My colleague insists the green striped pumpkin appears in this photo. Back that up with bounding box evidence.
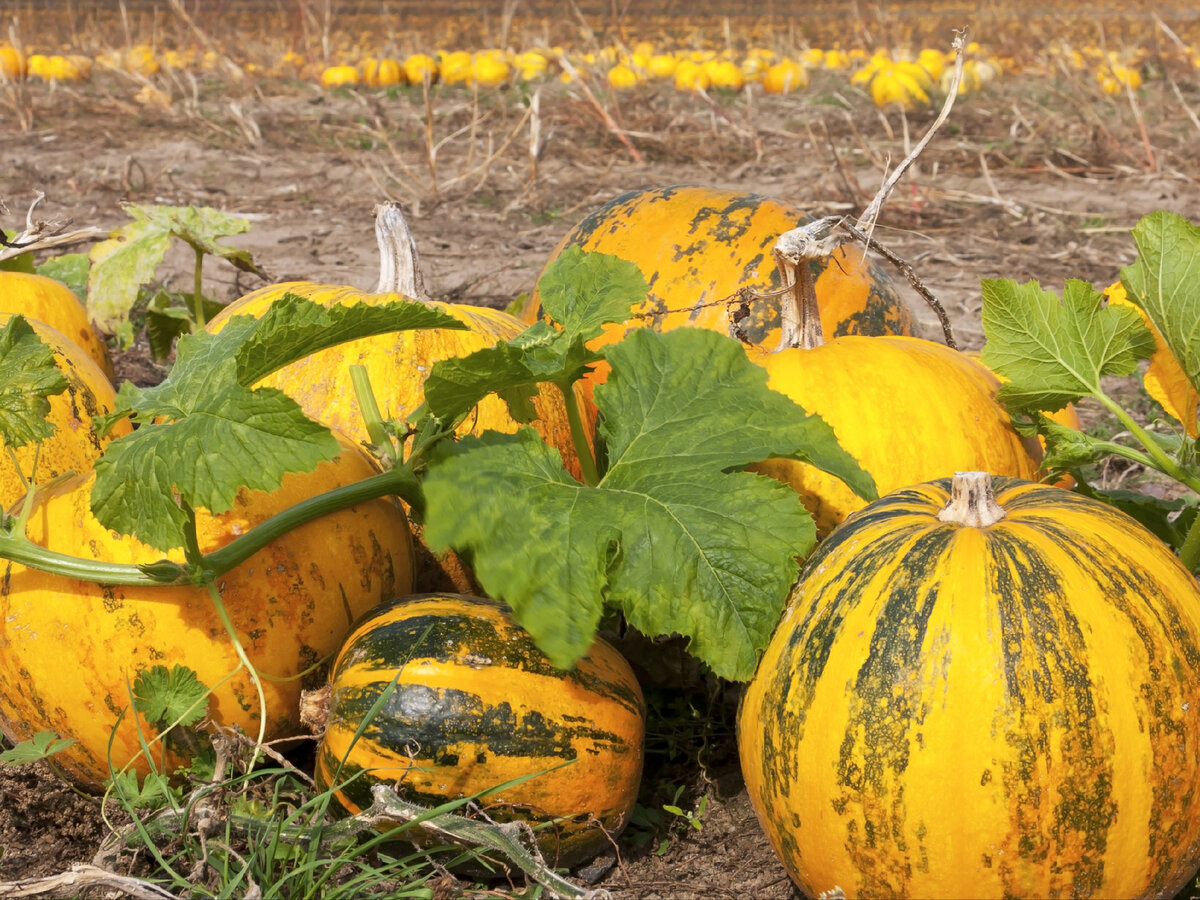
[314,593,646,868]
[739,472,1200,899]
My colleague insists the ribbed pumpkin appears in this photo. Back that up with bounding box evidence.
[312,593,646,868]
[0,314,128,511]
[0,270,114,380]
[0,442,415,786]
[519,185,917,376]
[206,203,582,477]
[745,253,1039,532]
[739,472,1200,900]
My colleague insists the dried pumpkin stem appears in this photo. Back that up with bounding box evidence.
[773,219,841,352]
[937,471,1006,528]
[374,201,427,299]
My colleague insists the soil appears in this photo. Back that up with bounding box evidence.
[3,48,1200,899]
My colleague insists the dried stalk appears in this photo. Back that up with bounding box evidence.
[0,192,103,262]
[768,30,968,349]
[556,53,644,164]
[0,865,176,899]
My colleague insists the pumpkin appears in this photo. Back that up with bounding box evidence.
[738,471,1200,899]
[746,249,1039,532]
[0,314,128,511]
[206,203,583,479]
[0,440,415,786]
[519,185,917,399]
[311,593,645,869]
[0,270,114,380]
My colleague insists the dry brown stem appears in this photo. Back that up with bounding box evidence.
[0,864,176,899]
[0,192,102,262]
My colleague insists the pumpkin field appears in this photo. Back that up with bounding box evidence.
[5,0,1200,897]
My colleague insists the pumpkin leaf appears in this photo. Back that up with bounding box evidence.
[0,315,69,449]
[92,296,462,550]
[423,248,646,424]
[132,664,210,731]
[423,327,875,681]
[535,244,650,339]
[0,730,75,767]
[131,204,263,276]
[35,253,90,303]
[87,203,265,346]
[88,210,173,346]
[1121,212,1200,434]
[981,278,1156,413]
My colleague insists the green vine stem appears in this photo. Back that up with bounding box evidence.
[203,579,268,764]
[1092,391,1200,571]
[349,363,398,466]
[0,466,421,587]
[558,380,600,486]
[191,245,206,327]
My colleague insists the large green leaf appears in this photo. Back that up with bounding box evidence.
[91,295,466,551]
[422,326,875,681]
[980,278,1155,413]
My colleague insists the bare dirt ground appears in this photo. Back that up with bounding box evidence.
[3,54,1200,898]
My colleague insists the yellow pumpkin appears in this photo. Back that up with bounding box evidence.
[746,247,1038,532]
[0,441,415,786]
[206,203,583,479]
[0,314,127,511]
[313,593,645,868]
[740,471,1200,899]
[521,185,918,416]
[0,270,114,379]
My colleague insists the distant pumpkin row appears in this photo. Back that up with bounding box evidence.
[1,39,1157,110]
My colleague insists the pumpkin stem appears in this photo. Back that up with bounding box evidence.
[374,201,428,299]
[773,220,841,352]
[937,471,1006,528]
[299,684,332,736]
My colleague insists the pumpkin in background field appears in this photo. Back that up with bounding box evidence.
[205,203,584,480]
[0,270,114,379]
[311,593,646,869]
[0,438,415,786]
[0,314,127,511]
[520,185,918,398]
[739,471,1200,899]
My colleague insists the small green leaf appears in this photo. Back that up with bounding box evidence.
[0,316,69,448]
[424,327,874,681]
[1122,211,1200,407]
[981,278,1156,413]
[132,664,210,730]
[423,249,646,424]
[136,204,263,276]
[0,731,75,766]
[108,768,176,810]
[536,245,649,338]
[36,253,90,302]
[88,210,173,343]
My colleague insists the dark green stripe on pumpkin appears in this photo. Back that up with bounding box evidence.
[330,683,632,764]
[337,603,644,719]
